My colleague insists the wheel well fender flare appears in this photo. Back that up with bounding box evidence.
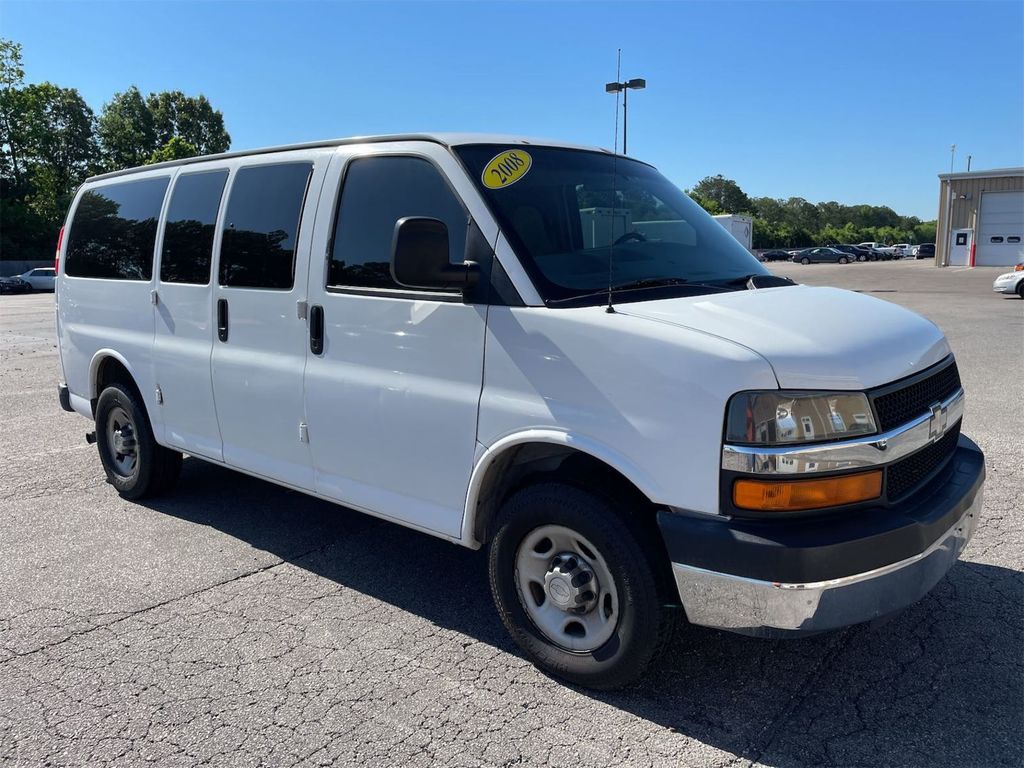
[459,429,665,549]
[89,349,141,401]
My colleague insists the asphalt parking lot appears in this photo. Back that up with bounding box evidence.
[1,260,1021,768]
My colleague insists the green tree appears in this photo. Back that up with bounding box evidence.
[147,91,230,156]
[688,192,722,215]
[97,86,156,171]
[20,83,98,222]
[0,38,26,186]
[689,175,752,213]
[148,136,199,164]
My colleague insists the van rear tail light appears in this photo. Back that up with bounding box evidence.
[733,470,882,512]
[55,226,65,272]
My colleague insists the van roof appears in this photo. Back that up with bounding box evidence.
[85,132,617,182]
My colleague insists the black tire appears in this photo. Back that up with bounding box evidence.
[800,256,810,265]
[488,482,673,690]
[838,256,849,264]
[1017,281,1024,299]
[95,382,182,500]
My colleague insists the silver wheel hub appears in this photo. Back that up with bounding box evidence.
[105,406,138,478]
[543,553,598,613]
[515,525,619,653]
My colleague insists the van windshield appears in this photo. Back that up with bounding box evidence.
[455,144,768,306]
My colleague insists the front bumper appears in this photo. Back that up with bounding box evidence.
[659,436,984,637]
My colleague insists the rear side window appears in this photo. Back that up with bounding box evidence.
[160,170,229,284]
[328,156,467,290]
[219,163,313,289]
[65,177,170,280]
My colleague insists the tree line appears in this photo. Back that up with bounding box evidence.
[0,39,230,261]
[687,174,937,249]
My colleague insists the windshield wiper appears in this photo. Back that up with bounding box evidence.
[547,278,734,307]
[609,277,692,291]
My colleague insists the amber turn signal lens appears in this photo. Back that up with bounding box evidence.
[733,470,882,512]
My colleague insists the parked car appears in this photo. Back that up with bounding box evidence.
[0,275,32,295]
[916,243,936,260]
[19,266,56,291]
[830,244,872,262]
[893,243,912,259]
[993,265,1024,298]
[795,247,853,264]
[54,133,984,690]
[859,242,895,260]
[758,249,791,262]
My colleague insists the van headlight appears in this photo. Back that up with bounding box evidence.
[725,391,877,446]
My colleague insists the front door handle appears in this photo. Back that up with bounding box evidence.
[309,304,324,355]
[217,298,229,342]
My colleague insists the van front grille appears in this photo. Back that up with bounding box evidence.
[886,420,961,501]
[872,359,961,432]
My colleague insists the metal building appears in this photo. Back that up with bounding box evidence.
[934,167,1023,267]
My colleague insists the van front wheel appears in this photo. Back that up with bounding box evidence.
[95,383,181,500]
[488,482,672,690]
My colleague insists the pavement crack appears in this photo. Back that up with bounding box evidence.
[0,541,337,665]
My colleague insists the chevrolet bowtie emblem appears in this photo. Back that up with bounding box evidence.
[927,402,948,443]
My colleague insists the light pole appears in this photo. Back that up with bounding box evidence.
[605,77,646,155]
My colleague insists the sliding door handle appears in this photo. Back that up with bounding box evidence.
[217,298,229,342]
[309,304,324,355]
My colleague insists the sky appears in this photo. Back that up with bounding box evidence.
[3,0,1022,220]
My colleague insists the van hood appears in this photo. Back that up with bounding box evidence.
[616,285,950,390]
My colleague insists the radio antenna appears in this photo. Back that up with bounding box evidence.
[606,49,622,314]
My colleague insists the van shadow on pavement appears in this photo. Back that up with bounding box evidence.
[144,458,1023,768]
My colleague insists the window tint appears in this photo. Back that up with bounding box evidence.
[65,177,169,280]
[219,163,312,289]
[160,170,228,284]
[990,236,1004,243]
[328,156,467,290]
[160,169,229,284]
[1008,236,1021,243]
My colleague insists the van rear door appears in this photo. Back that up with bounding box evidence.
[151,168,229,460]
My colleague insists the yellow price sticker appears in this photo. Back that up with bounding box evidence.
[482,149,532,190]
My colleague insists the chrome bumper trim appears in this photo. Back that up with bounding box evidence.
[671,488,982,637]
[722,388,964,475]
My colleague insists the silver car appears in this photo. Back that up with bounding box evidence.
[19,267,56,291]
[993,268,1024,298]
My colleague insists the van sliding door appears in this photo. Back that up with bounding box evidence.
[209,153,329,490]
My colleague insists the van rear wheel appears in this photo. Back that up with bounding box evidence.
[488,482,673,690]
[95,382,181,500]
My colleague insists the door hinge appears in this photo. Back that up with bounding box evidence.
[299,422,309,443]
[150,289,159,306]
[155,385,163,405]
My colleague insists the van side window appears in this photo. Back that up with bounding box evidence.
[219,163,313,290]
[160,170,229,285]
[64,177,170,280]
[328,156,467,290]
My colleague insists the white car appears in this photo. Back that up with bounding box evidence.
[54,133,984,689]
[19,267,56,291]
[993,268,1024,298]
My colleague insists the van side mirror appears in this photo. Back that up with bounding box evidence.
[390,217,480,291]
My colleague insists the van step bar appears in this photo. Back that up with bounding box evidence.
[85,430,96,445]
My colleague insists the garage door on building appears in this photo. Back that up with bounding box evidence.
[976,191,1024,266]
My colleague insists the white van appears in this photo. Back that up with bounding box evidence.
[55,134,984,688]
